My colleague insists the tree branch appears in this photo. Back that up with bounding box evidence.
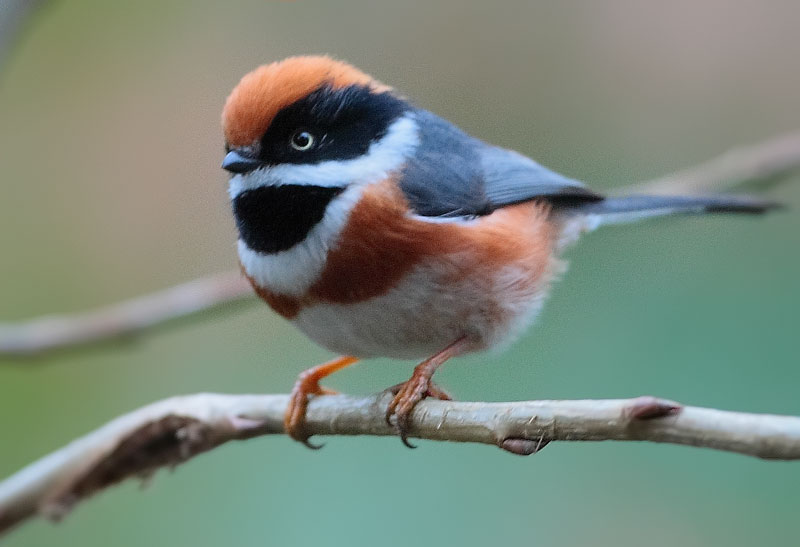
[0,271,254,358]
[1,130,798,359]
[630,129,800,195]
[1,393,798,535]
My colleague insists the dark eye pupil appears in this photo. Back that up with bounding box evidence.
[291,130,314,150]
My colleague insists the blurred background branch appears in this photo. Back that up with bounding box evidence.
[2,392,799,536]
[0,0,50,74]
[632,129,800,195]
[0,271,253,358]
[0,130,797,359]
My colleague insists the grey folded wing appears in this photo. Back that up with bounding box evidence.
[397,110,602,218]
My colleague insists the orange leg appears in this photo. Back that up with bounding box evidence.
[285,355,359,448]
[385,337,470,447]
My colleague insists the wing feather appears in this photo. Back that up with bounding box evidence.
[398,110,602,217]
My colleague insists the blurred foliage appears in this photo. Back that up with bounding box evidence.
[1,1,799,546]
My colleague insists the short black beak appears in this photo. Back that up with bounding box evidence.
[222,150,263,174]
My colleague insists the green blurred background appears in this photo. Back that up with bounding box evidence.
[1,1,799,545]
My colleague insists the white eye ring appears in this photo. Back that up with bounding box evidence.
[290,130,315,151]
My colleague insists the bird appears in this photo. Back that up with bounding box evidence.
[220,55,777,448]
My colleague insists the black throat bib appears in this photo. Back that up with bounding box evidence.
[233,184,344,254]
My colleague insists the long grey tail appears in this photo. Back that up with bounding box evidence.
[571,194,781,227]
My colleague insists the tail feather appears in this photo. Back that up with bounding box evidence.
[572,194,781,226]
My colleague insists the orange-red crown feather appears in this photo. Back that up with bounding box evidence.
[222,55,390,148]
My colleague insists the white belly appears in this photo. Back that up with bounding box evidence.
[291,260,559,359]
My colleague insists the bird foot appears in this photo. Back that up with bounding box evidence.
[385,379,452,448]
[284,356,359,449]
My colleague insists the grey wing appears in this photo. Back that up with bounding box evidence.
[397,110,490,217]
[479,146,603,210]
[398,109,602,218]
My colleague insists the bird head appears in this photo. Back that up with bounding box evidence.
[221,56,419,256]
[222,56,417,191]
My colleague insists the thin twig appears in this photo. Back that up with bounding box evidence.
[0,272,254,358]
[630,129,800,194]
[1,393,798,535]
[1,130,798,358]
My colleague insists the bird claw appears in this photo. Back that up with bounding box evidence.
[282,356,359,450]
[384,379,451,448]
[284,378,334,449]
[299,437,325,450]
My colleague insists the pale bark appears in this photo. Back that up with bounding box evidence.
[2,393,799,536]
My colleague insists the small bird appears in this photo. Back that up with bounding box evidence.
[221,55,776,448]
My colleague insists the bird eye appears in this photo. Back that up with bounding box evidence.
[290,130,315,151]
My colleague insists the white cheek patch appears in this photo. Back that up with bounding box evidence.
[228,114,419,199]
